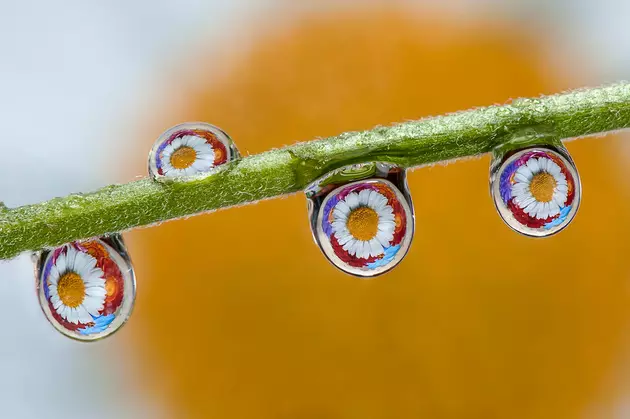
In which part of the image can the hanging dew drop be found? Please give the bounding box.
[305,162,415,278]
[35,233,136,341]
[490,145,581,237]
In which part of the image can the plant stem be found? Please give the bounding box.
[1,83,630,259]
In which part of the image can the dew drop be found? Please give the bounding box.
[35,233,136,341]
[490,145,581,237]
[148,122,240,180]
[305,162,415,278]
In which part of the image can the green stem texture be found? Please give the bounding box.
[1,83,630,259]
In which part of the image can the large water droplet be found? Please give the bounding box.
[35,234,136,341]
[490,145,581,237]
[306,162,415,278]
[148,122,240,180]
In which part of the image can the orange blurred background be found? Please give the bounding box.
[116,4,630,419]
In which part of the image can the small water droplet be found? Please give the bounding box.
[306,162,415,277]
[35,234,136,341]
[148,122,240,180]
[490,145,581,237]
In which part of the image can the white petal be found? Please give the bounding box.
[523,201,539,216]
[336,231,354,245]
[75,253,97,277]
[378,213,395,224]
[85,286,107,297]
[362,242,371,259]
[83,296,105,316]
[512,182,529,193]
[367,191,379,208]
[378,220,396,231]
[77,305,94,324]
[515,162,533,177]
[345,240,358,256]
[84,280,105,292]
[178,135,192,146]
[355,241,365,259]
[555,177,568,186]
[335,201,351,216]
[547,160,562,175]
[341,237,355,251]
[371,195,388,211]
[64,247,78,272]
[67,308,78,324]
[161,143,175,156]
[172,137,183,148]
[331,221,347,232]
[377,205,395,217]
[55,253,67,275]
[193,142,213,155]
[58,305,69,321]
[86,271,106,286]
[180,135,200,146]
[553,192,568,206]
[556,184,568,193]
[192,160,211,171]
[514,195,535,209]
[376,230,393,247]
[526,158,540,173]
[352,241,363,257]
[48,266,60,285]
[197,152,215,161]
[539,202,550,219]
[345,193,360,209]
[165,167,182,177]
[333,209,349,221]
[535,202,546,219]
[548,202,561,217]
[51,295,63,309]
[378,208,396,223]
[72,255,91,276]
[369,239,384,257]
[358,189,371,206]
[84,266,105,281]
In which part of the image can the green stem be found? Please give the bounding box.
[2,83,630,259]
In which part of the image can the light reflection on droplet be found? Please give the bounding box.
[306,162,415,278]
[35,234,136,341]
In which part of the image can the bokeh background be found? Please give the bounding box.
[1,1,630,418]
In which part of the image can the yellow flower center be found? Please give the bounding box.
[57,272,85,308]
[529,172,557,202]
[346,206,379,241]
[170,146,197,169]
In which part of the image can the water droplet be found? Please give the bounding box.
[148,122,240,180]
[306,162,415,277]
[490,145,581,237]
[35,234,136,341]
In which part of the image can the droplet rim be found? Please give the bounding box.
[36,235,136,342]
[148,122,239,180]
[490,146,582,237]
[313,177,415,278]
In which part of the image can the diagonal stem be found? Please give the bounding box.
[1,82,629,259]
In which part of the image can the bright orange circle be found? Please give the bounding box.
[127,8,630,419]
